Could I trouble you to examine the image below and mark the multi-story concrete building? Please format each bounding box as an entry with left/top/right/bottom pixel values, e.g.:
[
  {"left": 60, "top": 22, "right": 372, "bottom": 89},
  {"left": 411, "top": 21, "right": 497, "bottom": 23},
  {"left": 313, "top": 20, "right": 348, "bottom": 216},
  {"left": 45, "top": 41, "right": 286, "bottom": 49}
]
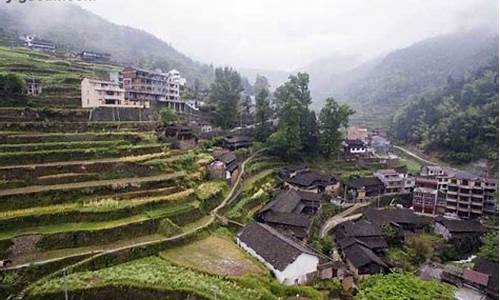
[
  {"left": 121, "top": 67, "right": 186, "bottom": 105},
  {"left": 374, "top": 169, "right": 405, "bottom": 194},
  {"left": 414, "top": 166, "right": 498, "bottom": 218},
  {"left": 443, "top": 172, "right": 497, "bottom": 219},
  {"left": 81, "top": 78, "right": 149, "bottom": 108},
  {"left": 413, "top": 176, "right": 447, "bottom": 215},
  {"left": 122, "top": 67, "right": 169, "bottom": 103}
]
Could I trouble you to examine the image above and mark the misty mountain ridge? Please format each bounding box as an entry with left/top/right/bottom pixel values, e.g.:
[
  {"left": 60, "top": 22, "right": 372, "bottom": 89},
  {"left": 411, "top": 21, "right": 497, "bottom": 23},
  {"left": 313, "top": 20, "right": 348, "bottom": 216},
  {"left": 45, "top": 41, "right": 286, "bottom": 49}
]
[
  {"left": 307, "top": 28, "right": 498, "bottom": 109},
  {"left": 0, "top": 2, "right": 214, "bottom": 86}
]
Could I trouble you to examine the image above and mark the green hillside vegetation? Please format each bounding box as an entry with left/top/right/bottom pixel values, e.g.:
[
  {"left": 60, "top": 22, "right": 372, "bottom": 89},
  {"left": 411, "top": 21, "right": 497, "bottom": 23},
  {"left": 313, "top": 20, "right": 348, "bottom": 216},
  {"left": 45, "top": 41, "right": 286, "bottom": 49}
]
[
  {"left": 0, "top": 46, "right": 118, "bottom": 107},
  {"left": 0, "top": 3, "right": 213, "bottom": 87},
  {"left": 390, "top": 62, "right": 499, "bottom": 164}
]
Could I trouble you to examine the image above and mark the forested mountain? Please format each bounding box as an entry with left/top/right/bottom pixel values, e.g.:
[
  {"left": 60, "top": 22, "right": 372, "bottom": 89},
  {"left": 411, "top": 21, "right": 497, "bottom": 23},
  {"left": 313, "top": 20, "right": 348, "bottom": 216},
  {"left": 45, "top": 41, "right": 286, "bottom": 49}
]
[
  {"left": 306, "top": 29, "right": 498, "bottom": 129},
  {"left": 0, "top": 3, "right": 214, "bottom": 86},
  {"left": 339, "top": 29, "right": 498, "bottom": 106},
  {"left": 390, "top": 60, "right": 499, "bottom": 164}
]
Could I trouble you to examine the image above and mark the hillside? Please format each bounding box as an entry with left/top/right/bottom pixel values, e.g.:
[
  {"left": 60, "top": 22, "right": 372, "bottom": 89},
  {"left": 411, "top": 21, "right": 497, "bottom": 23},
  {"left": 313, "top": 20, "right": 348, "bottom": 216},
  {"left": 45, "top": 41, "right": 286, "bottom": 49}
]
[
  {"left": 390, "top": 60, "right": 499, "bottom": 166},
  {"left": 0, "top": 3, "right": 213, "bottom": 87},
  {"left": 308, "top": 29, "right": 499, "bottom": 128}
]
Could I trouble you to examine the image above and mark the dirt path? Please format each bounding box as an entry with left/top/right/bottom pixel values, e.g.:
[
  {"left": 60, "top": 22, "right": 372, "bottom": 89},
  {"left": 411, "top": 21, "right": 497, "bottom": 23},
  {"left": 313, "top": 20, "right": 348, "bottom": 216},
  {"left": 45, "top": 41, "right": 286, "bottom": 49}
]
[
  {"left": 393, "top": 145, "right": 438, "bottom": 166},
  {"left": 320, "top": 202, "right": 370, "bottom": 238},
  {"left": 0, "top": 173, "right": 182, "bottom": 197}
]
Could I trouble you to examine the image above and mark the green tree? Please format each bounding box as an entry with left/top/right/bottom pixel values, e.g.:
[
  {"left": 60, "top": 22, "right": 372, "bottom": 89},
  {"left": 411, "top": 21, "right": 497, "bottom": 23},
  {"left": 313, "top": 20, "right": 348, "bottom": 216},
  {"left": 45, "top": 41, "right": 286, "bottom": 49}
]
[
  {"left": 209, "top": 67, "right": 243, "bottom": 130},
  {"left": 478, "top": 231, "right": 498, "bottom": 262},
  {"left": 406, "top": 234, "right": 435, "bottom": 265},
  {"left": 254, "top": 87, "right": 272, "bottom": 142},
  {"left": 159, "top": 107, "right": 177, "bottom": 125},
  {"left": 253, "top": 74, "right": 270, "bottom": 96},
  {"left": 269, "top": 73, "right": 314, "bottom": 159},
  {"left": 0, "top": 73, "right": 25, "bottom": 97},
  {"left": 318, "top": 98, "right": 355, "bottom": 158}
]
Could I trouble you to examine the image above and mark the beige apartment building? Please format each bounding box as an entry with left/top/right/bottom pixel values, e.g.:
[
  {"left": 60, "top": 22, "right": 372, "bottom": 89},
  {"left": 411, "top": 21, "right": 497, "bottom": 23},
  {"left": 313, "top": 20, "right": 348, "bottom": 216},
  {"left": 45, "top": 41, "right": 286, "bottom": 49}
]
[{"left": 81, "top": 78, "right": 150, "bottom": 108}]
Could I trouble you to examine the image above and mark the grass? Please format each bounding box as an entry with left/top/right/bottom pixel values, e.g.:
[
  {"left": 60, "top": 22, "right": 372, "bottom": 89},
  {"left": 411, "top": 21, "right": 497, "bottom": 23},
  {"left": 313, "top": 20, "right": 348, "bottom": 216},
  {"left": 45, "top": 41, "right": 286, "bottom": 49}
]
[
  {"left": 29, "top": 256, "right": 265, "bottom": 300},
  {"left": 0, "top": 140, "right": 131, "bottom": 152},
  {"left": 159, "top": 235, "right": 266, "bottom": 277}
]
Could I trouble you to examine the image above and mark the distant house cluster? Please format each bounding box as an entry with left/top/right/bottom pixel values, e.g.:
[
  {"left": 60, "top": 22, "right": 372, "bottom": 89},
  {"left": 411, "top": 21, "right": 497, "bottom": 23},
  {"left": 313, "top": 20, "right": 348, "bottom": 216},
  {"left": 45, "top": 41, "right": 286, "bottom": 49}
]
[
  {"left": 346, "top": 168, "right": 414, "bottom": 202},
  {"left": 343, "top": 127, "right": 392, "bottom": 158},
  {"left": 237, "top": 165, "right": 346, "bottom": 285}
]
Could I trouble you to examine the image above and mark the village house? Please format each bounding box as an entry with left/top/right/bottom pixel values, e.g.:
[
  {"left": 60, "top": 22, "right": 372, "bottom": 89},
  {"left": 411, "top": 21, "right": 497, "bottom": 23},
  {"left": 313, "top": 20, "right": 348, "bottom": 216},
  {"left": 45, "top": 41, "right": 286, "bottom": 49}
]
[
  {"left": 208, "top": 152, "right": 240, "bottom": 185},
  {"left": 347, "top": 127, "right": 368, "bottom": 143},
  {"left": 345, "top": 176, "right": 384, "bottom": 203},
  {"left": 337, "top": 238, "right": 388, "bottom": 277},
  {"left": 363, "top": 207, "right": 431, "bottom": 241},
  {"left": 237, "top": 222, "right": 342, "bottom": 285},
  {"left": 370, "top": 135, "right": 391, "bottom": 156},
  {"left": 256, "top": 189, "right": 322, "bottom": 240},
  {"left": 433, "top": 217, "right": 486, "bottom": 242},
  {"left": 222, "top": 135, "right": 253, "bottom": 150},
  {"left": 79, "top": 50, "right": 111, "bottom": 62},
  {"left": 442, "top": 171, "right": 498, "bottom": 218},
  {"left": 344, "top": 139, "right": 369, "bottom": 157},
  {"left": 25, "top": 78, "right": 42, "bottom": 97},
  {"left": 21, "top": 35, "right": 55, "bottom": 51},
  {"left": 285, "top": 170, "right": 338, "bottom": 195},
  {"left": 473, "top": 259, "right": 499, "bottom": 299},
  {"left": 413, "top": 173, "right": 447, "bottom": 215},
  {"left": 165, "top": 124, "right": 194, "bottom": 140},
  {"left": 81, "top": 78, "right": 149, "bottom": 108},
  {"left": 333, "top": 220, "right": 388, "bottom": 255},
  {"left": 374, "top": 169, "right": 406, "bottom": 194}
]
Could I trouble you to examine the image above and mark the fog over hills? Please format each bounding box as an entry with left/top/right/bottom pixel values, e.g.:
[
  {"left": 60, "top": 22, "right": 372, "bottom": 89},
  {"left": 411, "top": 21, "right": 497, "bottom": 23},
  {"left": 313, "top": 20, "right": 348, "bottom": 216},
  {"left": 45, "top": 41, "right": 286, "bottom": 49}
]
[{"left": 0, "top": 2, "right": 214, "bottom": 87}]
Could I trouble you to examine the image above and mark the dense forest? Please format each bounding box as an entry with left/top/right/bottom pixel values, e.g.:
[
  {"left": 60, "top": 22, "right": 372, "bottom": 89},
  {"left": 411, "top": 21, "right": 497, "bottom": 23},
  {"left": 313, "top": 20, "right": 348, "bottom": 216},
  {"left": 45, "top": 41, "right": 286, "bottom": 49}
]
[{"left": 389, "top": 60, "right": 499, "bottom": 164}]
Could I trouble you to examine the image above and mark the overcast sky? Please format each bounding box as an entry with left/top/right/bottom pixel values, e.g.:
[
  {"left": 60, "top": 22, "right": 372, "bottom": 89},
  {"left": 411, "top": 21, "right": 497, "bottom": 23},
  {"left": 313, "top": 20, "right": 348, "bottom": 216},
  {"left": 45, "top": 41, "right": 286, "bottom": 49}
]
[{"left": 78, "top": 0, "right": 498, "bottom": 71}]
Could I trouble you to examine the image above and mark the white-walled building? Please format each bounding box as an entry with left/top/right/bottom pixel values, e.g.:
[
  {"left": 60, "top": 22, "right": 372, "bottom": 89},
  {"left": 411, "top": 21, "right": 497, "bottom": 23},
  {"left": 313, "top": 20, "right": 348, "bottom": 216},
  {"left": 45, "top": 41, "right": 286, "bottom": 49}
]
[
  {"left": 81, "top": 78, "right": 149, "bottom": 108},
  {"left": 237, "top": 222, "right": 320, "bottom": 285}
]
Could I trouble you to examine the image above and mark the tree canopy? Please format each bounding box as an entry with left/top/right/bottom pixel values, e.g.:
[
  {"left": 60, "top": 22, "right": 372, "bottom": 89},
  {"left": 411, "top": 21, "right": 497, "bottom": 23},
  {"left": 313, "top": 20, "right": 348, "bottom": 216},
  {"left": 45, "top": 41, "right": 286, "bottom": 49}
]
[
  {"left": 208, "top": 67, "right": 243, "bottom": 130},
  {"left": 478, "top": 231, "right": 498, "bottom": 262},
  {"left": 254, "top": 86, "right": 272, "bottom": 142},
  {"left": 0, "top": 73, "right": 25, "bottom": 97},
  {"left": 390, "top": 62, "right": 499, "bottom": 164},
  {"left": 318, "top": 98, "right": 354, "bottom": 158}
]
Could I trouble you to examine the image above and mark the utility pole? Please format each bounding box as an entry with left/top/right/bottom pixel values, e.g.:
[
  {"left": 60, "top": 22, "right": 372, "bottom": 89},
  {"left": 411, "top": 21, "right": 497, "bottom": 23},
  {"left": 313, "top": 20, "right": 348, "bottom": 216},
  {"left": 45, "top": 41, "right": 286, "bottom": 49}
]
[{"left": 64, "top": 269, "right": 68, "bottom": 300}]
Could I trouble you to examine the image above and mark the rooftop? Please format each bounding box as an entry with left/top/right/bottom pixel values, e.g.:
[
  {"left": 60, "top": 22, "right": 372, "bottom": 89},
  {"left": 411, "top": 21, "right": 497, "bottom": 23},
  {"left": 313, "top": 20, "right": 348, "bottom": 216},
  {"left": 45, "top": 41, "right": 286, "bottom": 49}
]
[
  {"left": 435, "top": 217, "right": 486, "bottom": 234},
  {"left": 286, "top": 171, "right": 337, "bottom": 188},
  {"left": 237, "top": 222, "right": 317, "bottom": 271}
]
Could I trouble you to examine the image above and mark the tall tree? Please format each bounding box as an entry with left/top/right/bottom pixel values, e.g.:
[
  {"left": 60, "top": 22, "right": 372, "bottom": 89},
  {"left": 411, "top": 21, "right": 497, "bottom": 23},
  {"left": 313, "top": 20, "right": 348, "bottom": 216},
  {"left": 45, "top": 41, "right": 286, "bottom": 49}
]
[
  {"left": 318, "top": 98, "right": 355, "bottom": 158},
  {"left": 208, "top": 67, "right": 243, "bottom": 130},
  {"left": 253, "top": 74, "right": 270, "bottom": 95},
  {"left": 254, "top": 87, "right": 272, "bottom": 142},
  {"left": 270, "top": 72, "right": 315, "bottom": 159}
]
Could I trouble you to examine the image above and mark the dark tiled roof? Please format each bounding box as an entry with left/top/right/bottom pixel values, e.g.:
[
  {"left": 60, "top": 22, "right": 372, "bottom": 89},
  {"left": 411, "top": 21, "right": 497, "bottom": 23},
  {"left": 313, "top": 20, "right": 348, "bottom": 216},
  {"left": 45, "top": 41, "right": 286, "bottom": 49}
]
[
  {"left": 237, "top": 222, "right": 317, "bottom": 271},
  {"left": 363, "top": 207, "right": 431, "bottom": 227},
  {"left": 463, "top": 269, "right": 489, "bottom": 286},
  {"left": 287, "top": 171, "right": 337, "bottom": 188},
  {"left": 343, "top": 242, "right": 387, "bottom": 269},
  {"left": 435, "top": 218, "right": 486, "bottom": 234},
  {"left": 347, "top": 177, "right": 384, "bottom": 189},
  {"left": 346, "top": 139, "right": 366, "bottom": 147},
  {"left": 260, "top": 190, "right": 302, "bottom": 214},
  {"left": 474, "top": 259, "right": 499, "bottom": 293},
  {"left": 262, "top": 212, "right": 311, "bottom": 227},
  {"left": 216, "top": 152, "right": 237, "bottom": 165},
  {"left": 226, "top": 160, "right": 239, "bottom": 172},
  {"left": 336, "top": 220, "right": 384, "bottom": 238},
  {"left": 355, "top": 236, "right": 388, "bottom": 250},
  {"left": 223, "top": 135, "right": 252, "bottom": 143},
  {"left": 296, "top": 190, "right": 323, "bottom": 202}
]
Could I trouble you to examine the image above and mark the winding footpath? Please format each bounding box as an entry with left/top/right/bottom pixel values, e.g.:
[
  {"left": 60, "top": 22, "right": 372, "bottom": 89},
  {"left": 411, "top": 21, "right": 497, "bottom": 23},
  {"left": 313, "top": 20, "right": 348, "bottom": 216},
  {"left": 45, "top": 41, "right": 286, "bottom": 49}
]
[{"left": 320, "top": 202, "right": 370, "bottom": 238}]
